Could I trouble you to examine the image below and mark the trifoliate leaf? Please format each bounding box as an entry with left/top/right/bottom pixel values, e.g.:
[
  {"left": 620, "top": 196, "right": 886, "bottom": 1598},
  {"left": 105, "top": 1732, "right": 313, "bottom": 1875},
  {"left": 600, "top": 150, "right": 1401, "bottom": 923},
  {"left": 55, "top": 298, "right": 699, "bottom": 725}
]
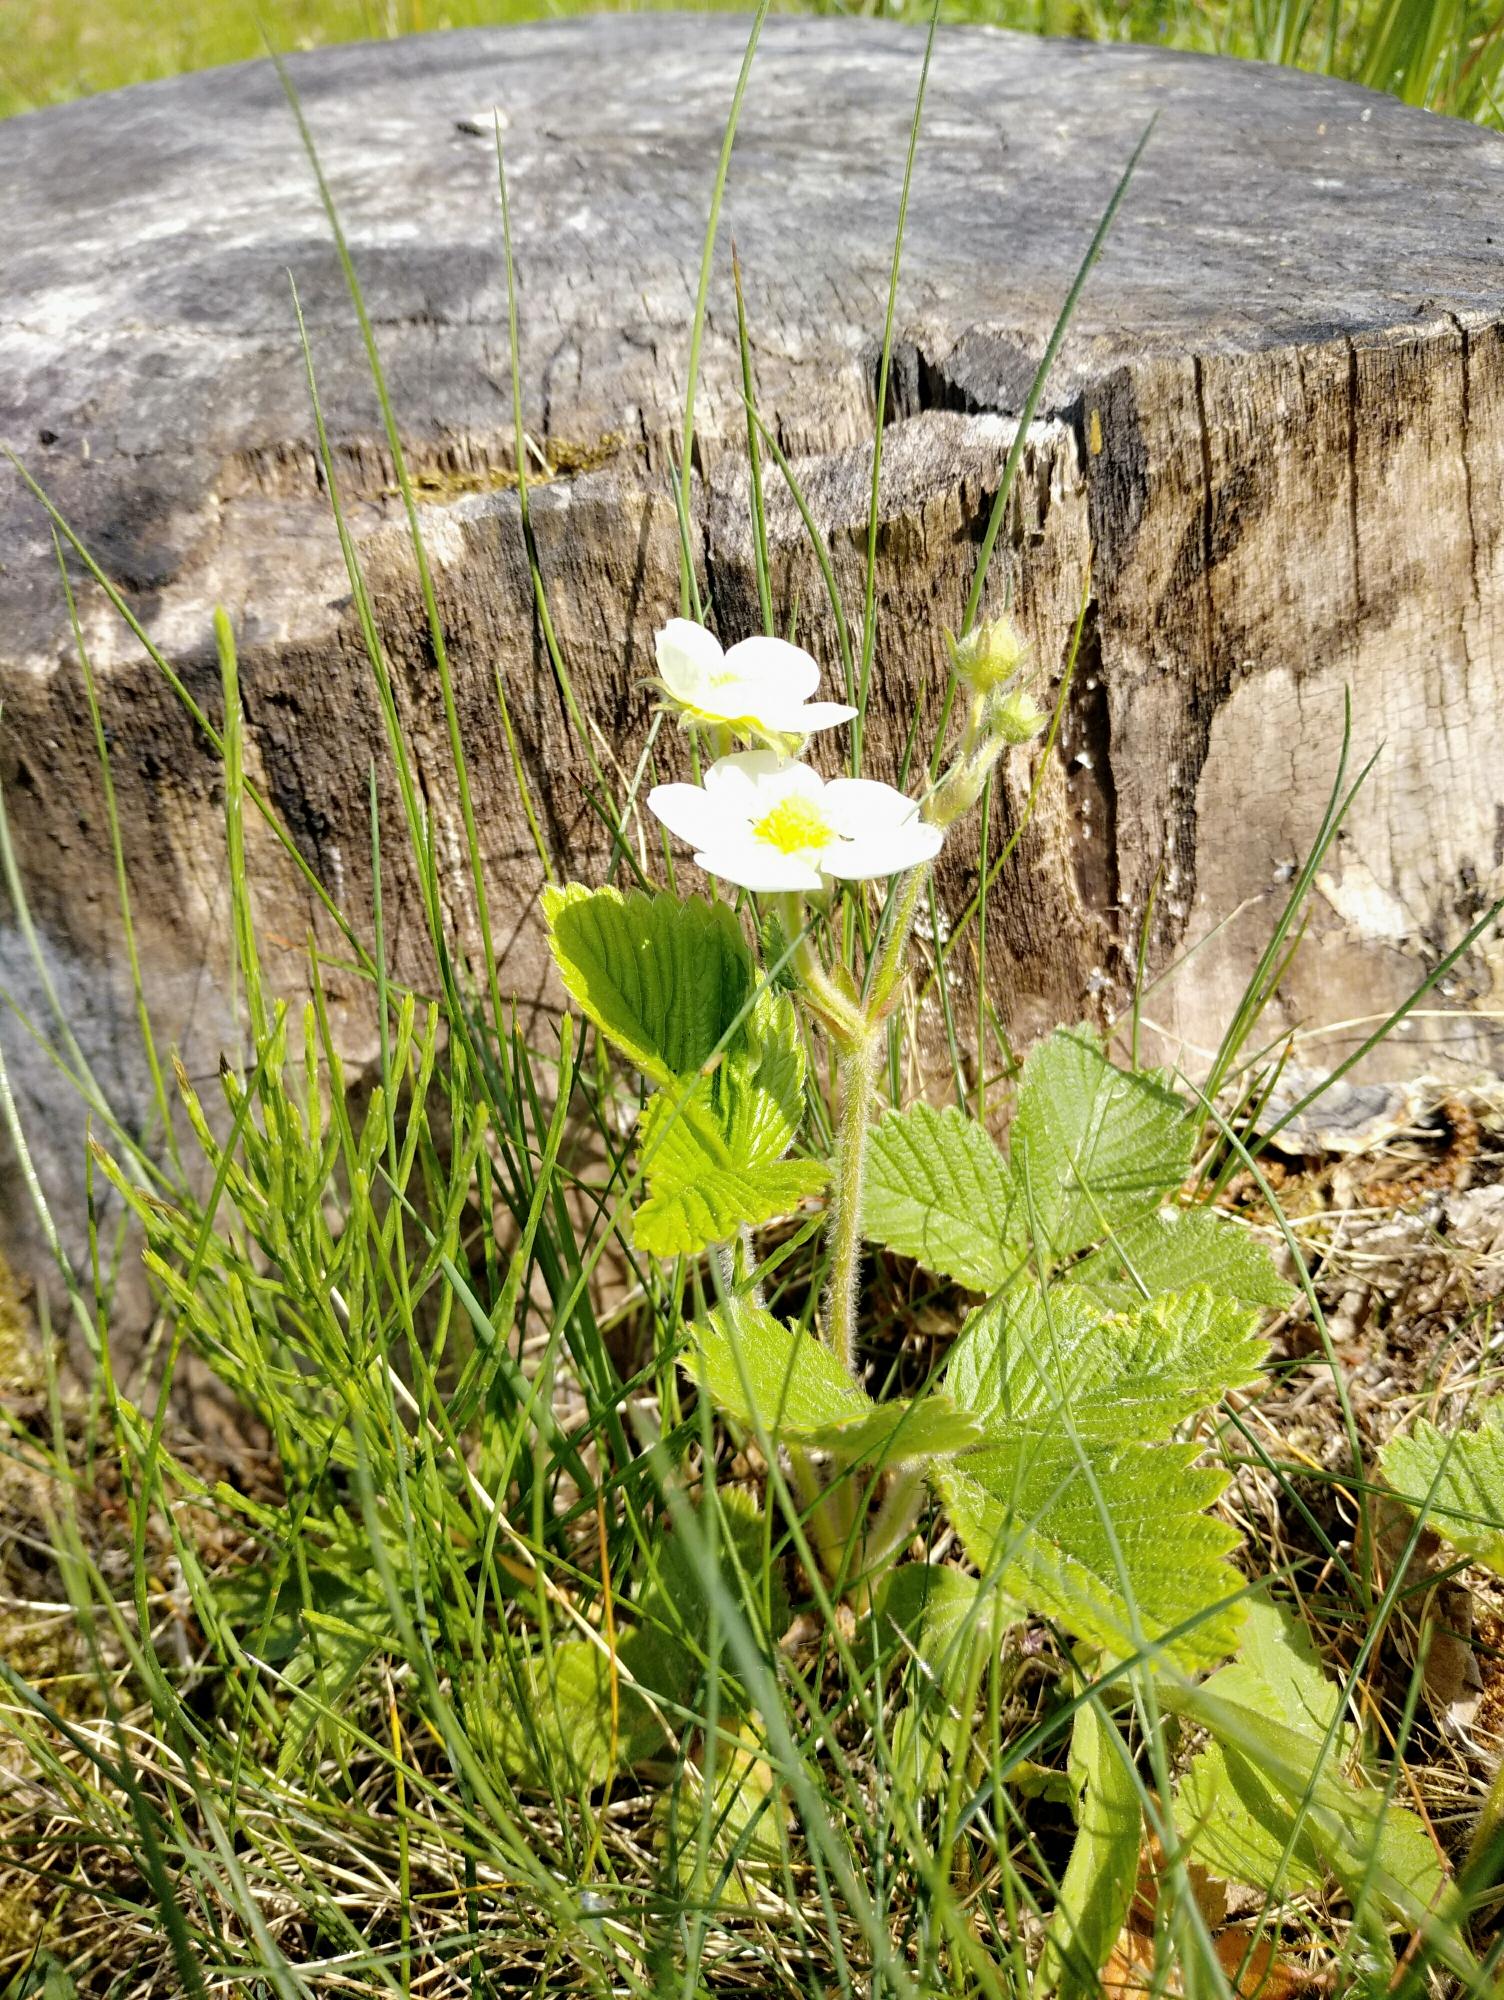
[
  {"left": 632, "top": 987, "right": 824, "bottom": 1257},
  {"left": 1072, "top": 1205, "right": 1290, "bottom": 1313},
  {"left": 1169, "top": 1601, "right": 1456, "bottom": 1944},
  {"left": 544, "top": 883, "right": 753, "bottom": 1084},
  {"left": 1378, "top": 1408, "right": 1504, "bottom": 1575},
  {"left": 946, "top": 1283, "right": 1266, "bottom": 1444},
  {"left": 938, "top": 1437, "right": 1244, "bottom": 1669},
  {"left": 691, "top": 1298, "right": 977, "bottom": 1465},
  {"left": 863, "top": 1101, "right": 1024, "bottom": 1292},
  {"left": 1042, "top": 1697, "right": 1143, "bottom": 2000},
  {"left": 1012, "top": 1028, "right": 1194, "bottom": 1262}
]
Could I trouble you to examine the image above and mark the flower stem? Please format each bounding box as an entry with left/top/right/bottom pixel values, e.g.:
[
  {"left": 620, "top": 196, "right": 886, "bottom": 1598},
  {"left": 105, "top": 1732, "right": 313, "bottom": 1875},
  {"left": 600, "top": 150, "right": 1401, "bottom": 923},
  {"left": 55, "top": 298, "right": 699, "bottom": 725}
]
[
  {"left": 870, "top": 862, "right": 931, "bottom": 1017},
  {"left": 777, "top": 892, "right": 866, "bottom": 1044},
  {"left": 825, "top": 1024, "right": 880, "bottom": 1380}
]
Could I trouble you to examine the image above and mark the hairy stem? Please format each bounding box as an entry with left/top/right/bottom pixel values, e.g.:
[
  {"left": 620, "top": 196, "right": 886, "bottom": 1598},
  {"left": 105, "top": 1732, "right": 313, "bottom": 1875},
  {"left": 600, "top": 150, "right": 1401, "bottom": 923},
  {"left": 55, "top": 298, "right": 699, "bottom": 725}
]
[
  {"left": 869, "top": 862, "right": 931, "bottom": 1016},
  {"left": 825, "top": 1026, "right": 880, "bottom": 1380},
  {"left": 776, "top": 891, "right": 866, "bottom": 1044},
  {"left": 863, "top": 1465, "right": 925, "bottom": 1574}
]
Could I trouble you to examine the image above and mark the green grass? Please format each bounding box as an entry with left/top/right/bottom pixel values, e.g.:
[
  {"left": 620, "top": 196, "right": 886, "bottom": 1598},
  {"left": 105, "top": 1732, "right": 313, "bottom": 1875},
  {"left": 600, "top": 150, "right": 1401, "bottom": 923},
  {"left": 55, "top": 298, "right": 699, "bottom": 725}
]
[
  {"left": 3, "top": 0, "right": 1504, "bottom": 123},
  {"left": 2, "top": 6, "right": 1503, "bottom": 1998}
]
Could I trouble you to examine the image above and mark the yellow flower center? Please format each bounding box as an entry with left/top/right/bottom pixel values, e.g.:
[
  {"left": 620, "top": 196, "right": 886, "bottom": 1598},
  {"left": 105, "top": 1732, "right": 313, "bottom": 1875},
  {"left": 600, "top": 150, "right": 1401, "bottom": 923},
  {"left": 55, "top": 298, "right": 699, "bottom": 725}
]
[{"left": 752, "top": 796, "right": 833, "bottom": 856}]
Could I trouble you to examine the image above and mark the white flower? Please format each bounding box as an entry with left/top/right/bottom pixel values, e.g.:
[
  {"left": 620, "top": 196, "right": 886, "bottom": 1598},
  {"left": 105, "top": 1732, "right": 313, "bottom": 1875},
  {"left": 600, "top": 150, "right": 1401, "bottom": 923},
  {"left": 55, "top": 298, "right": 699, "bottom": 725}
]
[
  {"left": 647, "top": 751, "right": 943, "bottom": 893},
  {"left": 653, "top": 619, "right": 855, "bottom": 750}
]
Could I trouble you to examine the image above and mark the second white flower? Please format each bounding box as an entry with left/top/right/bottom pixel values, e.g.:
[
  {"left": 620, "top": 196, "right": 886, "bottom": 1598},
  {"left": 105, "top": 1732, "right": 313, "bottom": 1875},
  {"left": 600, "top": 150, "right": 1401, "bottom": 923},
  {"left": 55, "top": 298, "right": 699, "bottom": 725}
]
[
  {"left": 647, "top": 751, "right": 943, "bottom": 893},
  {"left": 653, "top": 619, "right": 856, "bottom": 749}
]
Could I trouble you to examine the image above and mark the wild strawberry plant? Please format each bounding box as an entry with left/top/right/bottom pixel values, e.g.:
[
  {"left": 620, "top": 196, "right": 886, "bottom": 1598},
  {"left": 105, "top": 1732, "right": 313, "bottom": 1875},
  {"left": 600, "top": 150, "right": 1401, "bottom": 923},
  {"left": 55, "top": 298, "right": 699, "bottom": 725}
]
[{"left": 538, "top": 613, "right": 1461, "bottom": 1978}]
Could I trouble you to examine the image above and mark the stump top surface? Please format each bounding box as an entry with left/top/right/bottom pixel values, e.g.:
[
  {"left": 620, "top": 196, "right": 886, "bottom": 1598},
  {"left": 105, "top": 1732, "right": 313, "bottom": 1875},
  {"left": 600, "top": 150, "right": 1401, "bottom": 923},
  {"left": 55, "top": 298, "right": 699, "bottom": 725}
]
[{"left": 3, "top": 15, "right": 1503, "bottom": 666}]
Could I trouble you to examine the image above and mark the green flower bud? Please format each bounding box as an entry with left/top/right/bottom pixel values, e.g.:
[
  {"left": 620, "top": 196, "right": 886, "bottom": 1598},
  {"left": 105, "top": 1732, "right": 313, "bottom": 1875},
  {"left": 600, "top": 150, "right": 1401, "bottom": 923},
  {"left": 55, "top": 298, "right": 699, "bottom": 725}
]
[
  {"left": 926, "top": 763, "right": 981, "bottom": 830},
  {"left": 988, "top": 685, "right": 1047, "bottom": 745},
  {"left": 950, "top": 615, "right": 1027, "bottom": 695}
]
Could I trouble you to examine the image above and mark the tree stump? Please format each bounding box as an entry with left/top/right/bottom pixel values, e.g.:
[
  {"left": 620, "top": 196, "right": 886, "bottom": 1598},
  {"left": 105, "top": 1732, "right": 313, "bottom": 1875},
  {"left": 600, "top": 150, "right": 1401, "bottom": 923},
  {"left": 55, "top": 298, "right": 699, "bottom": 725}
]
[{"left": 3, "top": 16, "right": 1503, "bottom": 1256}]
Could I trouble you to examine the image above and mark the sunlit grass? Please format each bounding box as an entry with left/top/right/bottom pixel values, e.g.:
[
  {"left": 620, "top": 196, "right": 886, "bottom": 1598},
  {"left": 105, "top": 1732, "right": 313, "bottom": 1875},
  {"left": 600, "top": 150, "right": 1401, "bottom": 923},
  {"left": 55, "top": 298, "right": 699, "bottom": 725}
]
[{"left": 3, "top": 0, "right": 1502, "bottom": 122}]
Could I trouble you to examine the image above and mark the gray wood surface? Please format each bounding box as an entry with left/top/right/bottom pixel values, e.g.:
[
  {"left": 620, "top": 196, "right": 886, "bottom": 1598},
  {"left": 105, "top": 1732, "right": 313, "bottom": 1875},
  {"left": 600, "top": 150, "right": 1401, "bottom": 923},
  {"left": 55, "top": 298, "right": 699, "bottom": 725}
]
[{"left": 2, "top": 16, "right": 1503, "bottom": 1276}]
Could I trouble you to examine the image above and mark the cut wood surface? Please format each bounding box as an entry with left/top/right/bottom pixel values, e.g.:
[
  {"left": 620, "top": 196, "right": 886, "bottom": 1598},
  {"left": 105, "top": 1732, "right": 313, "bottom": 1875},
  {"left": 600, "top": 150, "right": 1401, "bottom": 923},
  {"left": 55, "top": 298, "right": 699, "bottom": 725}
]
[{"left": 2, "top": 16, "right": 1504, "bottom": 1260}]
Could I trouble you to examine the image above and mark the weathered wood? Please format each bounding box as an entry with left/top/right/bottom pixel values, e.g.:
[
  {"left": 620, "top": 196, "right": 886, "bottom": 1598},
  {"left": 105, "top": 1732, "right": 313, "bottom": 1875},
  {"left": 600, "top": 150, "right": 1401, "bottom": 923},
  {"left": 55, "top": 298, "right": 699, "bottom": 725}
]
[{"left": 2, "top": 17, "right": 1504, "bottom": 1266}]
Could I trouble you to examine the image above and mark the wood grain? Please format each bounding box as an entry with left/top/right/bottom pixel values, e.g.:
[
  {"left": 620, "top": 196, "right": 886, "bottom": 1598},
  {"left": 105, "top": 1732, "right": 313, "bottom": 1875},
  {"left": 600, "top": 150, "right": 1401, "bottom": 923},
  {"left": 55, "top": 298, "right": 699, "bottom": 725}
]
[{"left": 2, "top": 17, "right": 1503, "bottom": 1275}]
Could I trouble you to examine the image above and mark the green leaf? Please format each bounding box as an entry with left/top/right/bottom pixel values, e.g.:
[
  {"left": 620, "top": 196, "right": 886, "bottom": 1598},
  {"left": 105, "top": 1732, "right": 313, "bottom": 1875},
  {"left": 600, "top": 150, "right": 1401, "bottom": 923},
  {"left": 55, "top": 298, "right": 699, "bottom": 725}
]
[
  {"left": 277, "top": 1608, "right": 385, "bottom": 1778},
  {"left": 939, "top": 1437, "right": 1244, "bottom": 1669},
  {"left": 863, "top": 1101, "right": 1023, "bottom": 1292},
  {"left": 692, "top": 1298, "right": 977, "bottom": 1464},
  {"left": 500, "top": 1492, "right": 784, "bottom": 1791},
  {"left": 876, "top": 1563, "right": 1002, "bottom": 1668},
  {"left": 635, "top": 1153, "right": 824, "bottom": 1257},
  {"left": 1378, "top": 1408, "right": 1504, "bottom": 1575},
  {"left": 872, "top": 1565, "right": 1018, "bottom": 1791},
  {"left": 1072, "top": 1205, "right": 1290, "bottom": 1312},
  {"left": 10, "top": 1954, "right": 78, "bottom": 2000},
  {"left": 1042, "top": 1698, "right": 1143, "bottom": 2000},
  {"left": 946, "top": 1283, "right": 1266, "bottom": 1444},
  {"left": 658, "top": 1724, "right": 783, "bottom": 1907},
  {"left": 1171, "top": 1600, "right": 1341, "bottom": 1898},
  {"left": 632, "top": 1486, "right": 790, "bottom": 1693},
  {"left": 501, "top": 1638, "right": 669, "bottom": 1789},
  {"left": 633, "top": 987, "right": 824, "bottom": 1257},
  {"left": 1013, "top": 1028, "right": 1194, "bottom": 1262},
  {"left": 805, "top": 1396, "right": 983, "bottom": 1463},
  {"left": 694, "top": 1297, "right": 871, "bottom": 1436},
  {"left": 1169, "top": 1601, "right": 1456, "bottom": 1943},
  {"left": 544, "top": 883, "right": 753, "bottom": 1084}
]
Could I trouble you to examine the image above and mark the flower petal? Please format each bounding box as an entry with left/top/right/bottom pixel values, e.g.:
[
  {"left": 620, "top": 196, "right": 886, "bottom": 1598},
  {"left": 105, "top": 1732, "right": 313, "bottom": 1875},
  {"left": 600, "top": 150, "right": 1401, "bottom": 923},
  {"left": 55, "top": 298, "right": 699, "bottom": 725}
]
[
  {"left": 793, "top": 701, "right": 859, "bottom": 733},
  {"left": 704, "top": 748, "right": 789, "bottom": 789},
  {"left": 720, "top": 636, "right": 821, "bottom": 704},
  {"left": 756, "top": 758, "right": 826, "bottom": 804},
  {"left": 655, "top": 619, "right": 725, "bottom": 704},
  {"left": 704, "top": 752, "right": 823, "bottom": 810},
  {"left": 694, "top": 840, "right": 825, "bottom": 893},
  {"left": 819, "top": 821, "right": 944, "bottom": 882},
  {"left": 646, "top": 781, "right": 728, "bottom": 849},
  {"left": 702, "top": 749, "right": 789, "bottom": 819},
  {"left": 822, "top": 777, "right": 926, "bottom": 839}
]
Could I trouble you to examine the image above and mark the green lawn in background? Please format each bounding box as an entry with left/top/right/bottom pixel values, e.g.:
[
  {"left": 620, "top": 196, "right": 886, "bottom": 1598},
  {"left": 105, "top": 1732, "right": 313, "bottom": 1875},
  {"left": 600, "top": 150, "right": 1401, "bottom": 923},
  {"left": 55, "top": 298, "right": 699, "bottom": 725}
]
[{"left": 3, "top": 0, "right": 1502, "bottom": 122}]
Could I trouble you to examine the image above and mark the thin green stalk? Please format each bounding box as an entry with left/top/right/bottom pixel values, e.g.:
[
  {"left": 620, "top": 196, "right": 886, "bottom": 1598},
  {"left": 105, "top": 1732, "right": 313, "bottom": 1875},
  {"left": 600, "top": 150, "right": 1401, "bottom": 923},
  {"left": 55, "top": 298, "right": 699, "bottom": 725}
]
[
  {"left": 1258, "top": 890, "right": 1502, "bottom": 1151},
  {"left": 854, "top": 0, "right": 942, "bottom": 773},
  {"left": 494, "top": 123, "right": 614, "bottom": 832},
  {"left": 59, "top": 541, "right": 180, "bottom": 1169},
  {"left": 1467, "top": 1731, "right": 1504, "bottom": 1880},
  {"left": 676, "top": 2, "right": 771, "bottom": 614},
  {"left": 915, "top": 577, "right": 1087, "bottom": 1013},
  {"left": 962, "top": 122, "right": 1153, "bottom": 636},
  {"left": 975, "top": 773, "right": 992, "bottom": 1120},
  {"left": 277, "top": 60, "right": 505, "bottom": 1040},
  {"left": 869, "top": 862, "right": 930, "bottom": 1014},
  {"left": 824, "top": 1026, "right": 880, "bottom": 1381},
  {"left": 732, "top": 247, "right": 775, "bottom": 637}
]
